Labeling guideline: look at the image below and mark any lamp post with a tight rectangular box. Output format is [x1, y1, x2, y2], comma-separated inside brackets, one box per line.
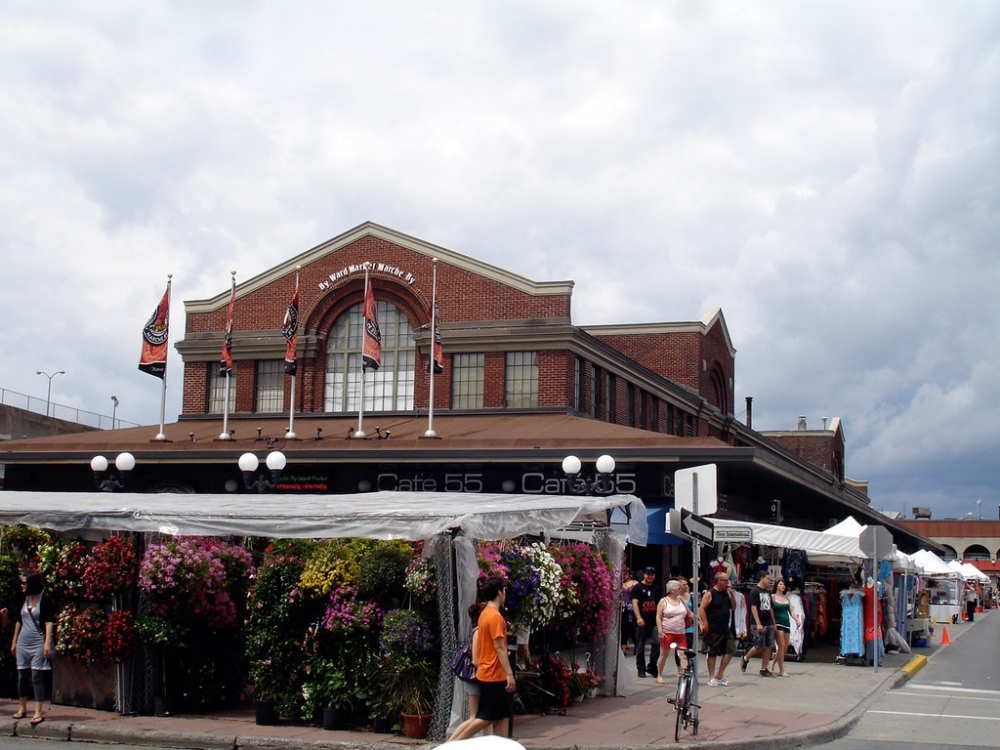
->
[111, 395, 119, 429]
[91, 452, 136, 492]
[239, 451, 287, 493]
[561, 454, 616, 495]
[36, 370, 65, 417]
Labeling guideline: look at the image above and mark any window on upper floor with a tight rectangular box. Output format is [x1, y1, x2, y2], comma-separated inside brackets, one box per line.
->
[324, 301, 415, 412]
[452, 353, 485, 409]
[255, 360, 285, 413]
[208, 364, 237, 414]
[505, 351, 538, 408]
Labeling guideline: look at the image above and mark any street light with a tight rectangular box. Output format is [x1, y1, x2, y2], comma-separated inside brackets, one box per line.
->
[111, 395, 119, 429]
[91, 452, 136, 492]
[561, 454, 616, 495]
[36, 370, 65, 417]
[239, 451, 287, 493]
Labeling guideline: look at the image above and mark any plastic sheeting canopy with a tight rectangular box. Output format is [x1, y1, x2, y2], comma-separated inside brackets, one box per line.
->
[0, 490, 648, 545]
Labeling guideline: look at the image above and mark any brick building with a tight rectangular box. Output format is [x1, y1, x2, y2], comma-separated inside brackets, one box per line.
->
[0, 222, 936, 558]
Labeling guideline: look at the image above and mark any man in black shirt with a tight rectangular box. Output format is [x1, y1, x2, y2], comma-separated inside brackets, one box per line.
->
[698, 571, 737, 686]
[740, 570, 776, 677]
[631, 566, 661, 678]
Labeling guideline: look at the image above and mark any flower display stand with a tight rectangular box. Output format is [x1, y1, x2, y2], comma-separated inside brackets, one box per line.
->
[52, 658, 116, 711]
[401, 712, 432, 739]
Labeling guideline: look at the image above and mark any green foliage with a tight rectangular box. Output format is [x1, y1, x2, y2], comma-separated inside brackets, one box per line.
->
[356, 540, 413, 607]
[388, 654, 438, 716]
[298, 540, 356, 598]
[0, 526, 51, 560]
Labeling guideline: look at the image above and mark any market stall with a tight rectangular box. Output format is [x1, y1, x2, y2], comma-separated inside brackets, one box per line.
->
[0, 489, 647, 739]
[911, 549, 962, 625]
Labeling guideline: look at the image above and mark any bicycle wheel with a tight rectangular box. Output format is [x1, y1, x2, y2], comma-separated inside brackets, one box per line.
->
[674, 673, 690, 742]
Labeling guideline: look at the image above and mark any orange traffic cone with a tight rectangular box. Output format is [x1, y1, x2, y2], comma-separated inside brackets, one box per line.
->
[941, 627, 951, 645]
[961, 609, 967, 622]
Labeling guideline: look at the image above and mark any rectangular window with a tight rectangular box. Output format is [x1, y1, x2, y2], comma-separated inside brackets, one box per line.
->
[209, 364, 237, 414]
[574, 358, 583, 412]
[255, 360, 285, 413]
[590, 364, 599, 418]
[505, 351, 538, 408]
[605, 373, 615, 423]
[452, 353, 485, 409]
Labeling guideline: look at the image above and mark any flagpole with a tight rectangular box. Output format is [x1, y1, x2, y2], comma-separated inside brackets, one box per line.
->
[286, 268, 300, 440]
[219, 271, 236, 441]
[154, 275, 172, 441]
[356, 263, 370, 439]
[425, 259, 438, 438]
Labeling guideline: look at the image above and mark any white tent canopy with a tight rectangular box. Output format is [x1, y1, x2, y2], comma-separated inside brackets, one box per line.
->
[911, 549, 957, 577]
[959, 562, 990, 582]
[713, 519, 865, 562]
[0, 490, 648, 545]
[824, 516, 867, 537]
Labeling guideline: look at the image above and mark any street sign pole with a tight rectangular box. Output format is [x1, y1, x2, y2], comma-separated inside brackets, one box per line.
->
[690, 474, 700, 733]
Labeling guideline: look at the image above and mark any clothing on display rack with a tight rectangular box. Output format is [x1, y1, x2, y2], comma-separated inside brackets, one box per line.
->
[839, 589, 865, 657]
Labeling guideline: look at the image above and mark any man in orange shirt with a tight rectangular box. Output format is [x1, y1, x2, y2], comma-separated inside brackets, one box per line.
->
[449, 575, 515, 741]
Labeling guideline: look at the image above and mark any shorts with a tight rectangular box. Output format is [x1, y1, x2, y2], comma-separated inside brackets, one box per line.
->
[476, 681, 512, 722]
[776, 624, 790, 634]
[660, 632, 686, 652]
[752, 625, 776, 650]
[464, 679, 481, 696]
[703, 631, 737, 657]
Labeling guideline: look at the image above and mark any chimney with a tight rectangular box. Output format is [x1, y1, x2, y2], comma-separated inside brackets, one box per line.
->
[821, 416, 828, 430]
[797, 415, 807, 430]
[745, 396, 753, 429]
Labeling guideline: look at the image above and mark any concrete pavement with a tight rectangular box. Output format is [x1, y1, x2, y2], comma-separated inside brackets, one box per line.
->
[2, 615, 982, 750]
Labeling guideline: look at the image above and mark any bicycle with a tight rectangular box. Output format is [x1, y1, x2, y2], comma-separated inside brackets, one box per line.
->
[665, 644, 699, 741]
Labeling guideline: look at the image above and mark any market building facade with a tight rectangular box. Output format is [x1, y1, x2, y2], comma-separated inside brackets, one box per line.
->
[0, 222, 935, 560]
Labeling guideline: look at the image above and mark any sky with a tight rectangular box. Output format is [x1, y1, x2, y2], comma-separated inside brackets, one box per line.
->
[1, 2, 998, 521]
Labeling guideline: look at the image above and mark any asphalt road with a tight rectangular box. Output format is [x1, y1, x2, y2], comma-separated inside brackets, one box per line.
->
[817, 613, 1000, 749]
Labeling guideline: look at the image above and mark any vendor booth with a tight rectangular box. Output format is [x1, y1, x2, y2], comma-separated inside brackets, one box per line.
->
[0, 489, 647, 740]
[911, 549, 962, 625]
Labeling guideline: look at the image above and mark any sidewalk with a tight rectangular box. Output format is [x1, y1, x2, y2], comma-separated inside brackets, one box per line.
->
[3, 616, 980, 750]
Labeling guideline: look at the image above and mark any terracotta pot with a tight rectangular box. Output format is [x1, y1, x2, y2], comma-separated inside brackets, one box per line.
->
[400, 712, 432, 739]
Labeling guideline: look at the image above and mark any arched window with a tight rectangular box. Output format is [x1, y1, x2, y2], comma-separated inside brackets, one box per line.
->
[324, 301, 415, 412]
[963, 544, 991, 561]
[940, 545, 958, 560]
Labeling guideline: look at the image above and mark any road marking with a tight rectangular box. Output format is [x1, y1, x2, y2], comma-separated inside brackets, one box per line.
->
[894, 691, 1000, 704]
[903, 685, 1000, 697]
[868, 710, 1000, 722]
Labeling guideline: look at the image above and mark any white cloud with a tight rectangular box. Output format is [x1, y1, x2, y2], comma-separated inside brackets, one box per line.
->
[1, 1, 998, 518]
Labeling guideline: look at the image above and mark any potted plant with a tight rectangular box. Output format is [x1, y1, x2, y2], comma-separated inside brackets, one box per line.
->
[388, 655, 437, 738]
[364, 656, 396, 733]
[303, 655, 364, 730]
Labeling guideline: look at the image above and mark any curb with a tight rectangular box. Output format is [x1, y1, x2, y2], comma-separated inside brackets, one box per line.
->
[899, 654, 928, 679]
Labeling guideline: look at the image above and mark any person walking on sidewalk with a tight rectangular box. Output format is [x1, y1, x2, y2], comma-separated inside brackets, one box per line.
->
[740, 570, 776, 677]
[449, 576, 515, 741]
[654, 580, 689, 683]
[768, 577, 801, 677]
[620, 566, 639, 655]
[699, 571, 737, 686]
[631, 567, 661, 678]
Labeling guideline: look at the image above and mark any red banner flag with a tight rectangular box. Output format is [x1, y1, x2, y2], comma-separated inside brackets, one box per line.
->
[220, 275, 236, 376]
[138, 282, 170, 379]
[362, 276, 381, 371]
[283, 276, 300, 376]
[427, 299, 443, 374]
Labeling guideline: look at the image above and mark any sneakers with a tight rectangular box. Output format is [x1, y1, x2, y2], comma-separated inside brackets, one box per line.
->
[740, 656, 749, 673]
[760, 669, 774, 677]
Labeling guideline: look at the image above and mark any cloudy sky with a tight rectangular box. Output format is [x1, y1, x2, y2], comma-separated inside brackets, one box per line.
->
[1, 2, 997, 520]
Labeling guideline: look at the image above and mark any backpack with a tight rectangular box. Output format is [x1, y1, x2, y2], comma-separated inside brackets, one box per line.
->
[449, 628, 477, 682]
